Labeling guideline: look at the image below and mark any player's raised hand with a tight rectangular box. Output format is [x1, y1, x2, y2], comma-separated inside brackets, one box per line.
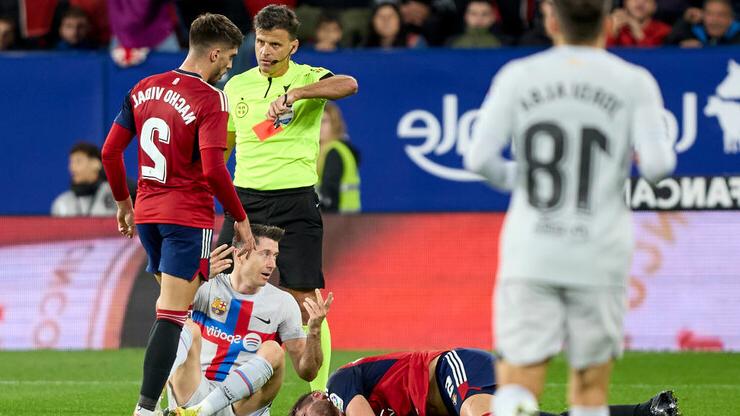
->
[305, 289, 334, 332]
[115, 198, 134, 238]
[209, 244, 234, 278]
[233, 220, 256, 257]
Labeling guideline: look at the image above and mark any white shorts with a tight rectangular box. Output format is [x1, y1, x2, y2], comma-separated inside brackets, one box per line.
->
[494, 280, 626, 369]
[168, 375, 270, 416]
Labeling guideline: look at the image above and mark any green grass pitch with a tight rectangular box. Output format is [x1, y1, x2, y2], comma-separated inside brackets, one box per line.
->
[0, 350, 737, 415]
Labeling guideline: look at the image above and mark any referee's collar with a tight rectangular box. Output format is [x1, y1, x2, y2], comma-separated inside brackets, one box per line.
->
[174, 68, 202, 79]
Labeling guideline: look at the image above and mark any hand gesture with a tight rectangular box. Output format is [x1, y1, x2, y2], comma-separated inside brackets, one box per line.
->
[610, 9, 629, 34]
[680, 39, 702, 48]
[683, 7, 703, 24]
[266, 92, 296, 120]
[305, 289, 334, 333]
[116, 198, 134, 238]
[209, 244, 234, 278]
[233, 220, 256, 257]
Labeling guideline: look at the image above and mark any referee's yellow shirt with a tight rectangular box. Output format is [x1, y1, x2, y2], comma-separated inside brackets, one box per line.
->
[225, 61, 332, 190]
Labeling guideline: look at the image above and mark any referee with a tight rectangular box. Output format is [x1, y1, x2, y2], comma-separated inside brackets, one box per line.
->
[217, 5, 358, 392]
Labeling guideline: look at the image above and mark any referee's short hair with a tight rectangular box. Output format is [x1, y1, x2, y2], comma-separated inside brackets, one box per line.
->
[552, 0, 609, 44]
[189, 13, 244, 51]
[254, 5, 300, 40]
[233, 224, 285, 249]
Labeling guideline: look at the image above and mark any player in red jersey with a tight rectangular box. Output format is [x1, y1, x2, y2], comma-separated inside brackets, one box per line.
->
[289, 349, 679, 416]
[101, 13, 256, 416]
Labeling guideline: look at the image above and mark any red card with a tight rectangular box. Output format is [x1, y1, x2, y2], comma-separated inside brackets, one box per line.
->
[252, 119, 283, 141]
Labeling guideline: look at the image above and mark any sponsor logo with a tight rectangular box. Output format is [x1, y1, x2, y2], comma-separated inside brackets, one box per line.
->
[397, 66, 740, 182]
[205, 325, 243, 344]
[398, 94, 482, 182]
[204, 327, 263, 352]
[255, 316, 271, 325]
[329, 393, 344, 411]
[705, 60, 740, 154]
[626, 176, 740, 210]
[211, 298, 228, 316]
[242, 332, 262, 353]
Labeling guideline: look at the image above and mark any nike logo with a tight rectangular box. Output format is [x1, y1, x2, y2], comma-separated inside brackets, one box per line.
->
[255, 316, 271, 324]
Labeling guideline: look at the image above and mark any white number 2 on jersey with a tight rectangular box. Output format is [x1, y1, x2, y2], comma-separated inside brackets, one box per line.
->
[140, 117, 170, 183]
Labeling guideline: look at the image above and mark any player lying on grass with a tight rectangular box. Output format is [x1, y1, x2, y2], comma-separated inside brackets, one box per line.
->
[289, 349, 679, 416]
[163, 224, 334, 416]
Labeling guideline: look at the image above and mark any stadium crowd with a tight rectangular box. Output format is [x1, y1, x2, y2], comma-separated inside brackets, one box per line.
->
[0, 0, 739, 53]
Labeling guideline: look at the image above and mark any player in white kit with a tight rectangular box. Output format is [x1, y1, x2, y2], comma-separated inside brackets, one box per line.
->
[165, 224, 333, 416]
[463, 0, 676, 415]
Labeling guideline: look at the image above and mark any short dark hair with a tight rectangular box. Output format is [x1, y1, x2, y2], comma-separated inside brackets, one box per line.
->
[189, 13, 244, 50]
[232, 224, 285, 249]
[70, 142, 101, 160]
[61, 6, 89, 22]
[317, 13, 342, 29]
[253, 5, 300, 39]
[552, 0, 608, 43]
[288, 392, 341, 416]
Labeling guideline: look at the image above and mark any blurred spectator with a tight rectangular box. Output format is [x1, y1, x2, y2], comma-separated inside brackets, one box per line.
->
[51, 142, 136, 217]
[312, 13, 344, 51]
[400, 0, 459, 46]
[56, 6, 96, 49]
[317, 103, 361, 214]
[295, 0, 370, 47]
[518, 0, 553, 46]
[108, 0, 180, 66]
[494, 0, 538, 39]
[448, 0, 502, 47]
[365, 2, 426, 48]
[608, 0, 671, 46]
[665, 0, 740, 45]
[0, 16, 18, 50]
[70, 0, 111, 46]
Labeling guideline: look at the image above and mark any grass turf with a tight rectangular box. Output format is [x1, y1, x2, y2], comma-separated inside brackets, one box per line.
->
[0, 350, 737, 415]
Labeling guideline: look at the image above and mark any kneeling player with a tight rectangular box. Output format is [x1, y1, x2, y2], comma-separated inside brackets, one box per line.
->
[290, 349, 679, 416]
[166, 224, 333, 416]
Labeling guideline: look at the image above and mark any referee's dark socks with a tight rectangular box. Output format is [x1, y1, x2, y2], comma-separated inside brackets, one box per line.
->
[137, 308, 188, 411]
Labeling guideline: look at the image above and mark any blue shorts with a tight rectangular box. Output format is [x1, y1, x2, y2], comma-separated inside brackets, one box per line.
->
[435, 348, 497, 415]
[137, 224, 212, 281]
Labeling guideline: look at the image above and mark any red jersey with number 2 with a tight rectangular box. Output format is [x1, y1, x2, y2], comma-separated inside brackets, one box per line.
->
[114, 69, 229, 229]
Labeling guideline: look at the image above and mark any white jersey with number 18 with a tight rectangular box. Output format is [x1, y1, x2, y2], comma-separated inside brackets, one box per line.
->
[465, 46, 676, 287]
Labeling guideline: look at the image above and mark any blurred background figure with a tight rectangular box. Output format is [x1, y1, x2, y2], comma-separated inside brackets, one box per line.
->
[295, 0, 371, 47]
[51, 142, 135, 217]
[365, 2, 425, 48]
[312, 13, 344, 51]
[608, 0, 672, 46]
[317, 103, 361, 214]
[448, 0, 502, 48]
[56, 6, 96, 50]
[518, 0, 554, 46]
[108, 0, 180, 67]
[666, 0, 740, 46]
[0, 15, 18, 50]
[399, 0, 458, 46]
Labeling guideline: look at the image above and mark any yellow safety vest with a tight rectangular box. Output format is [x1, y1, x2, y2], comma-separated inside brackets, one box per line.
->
[318, 140, 361, 213]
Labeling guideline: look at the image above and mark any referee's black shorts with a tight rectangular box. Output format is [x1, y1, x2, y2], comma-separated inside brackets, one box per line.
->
[218, 185, 324, 290]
